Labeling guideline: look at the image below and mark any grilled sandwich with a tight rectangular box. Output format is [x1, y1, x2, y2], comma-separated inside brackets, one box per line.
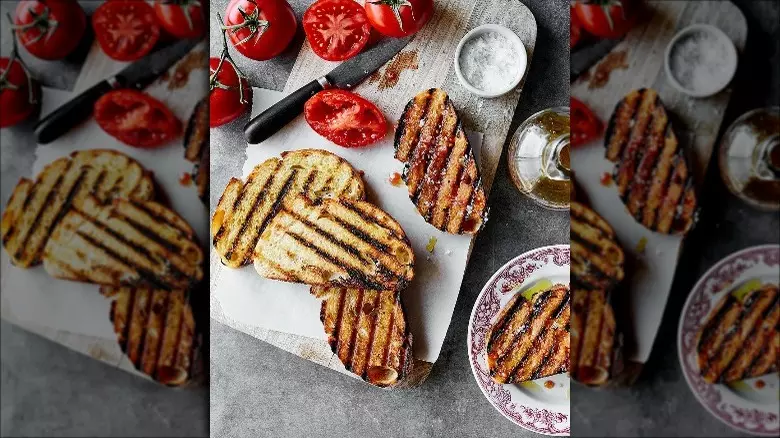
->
[605, 88, 697, 235]
[1, 149, 154, 267]
[314, 287, 413, 387]
[486, 283, 570, 384]
[394, 88, 488, 235]
[571, 201, 625, 291]
[184, 98, 209, 203]
[254, 195, 414, 290]
[696, 283, 779, 384]
[212, 149, 365, 268]
[101, 286, 199, 386]
[570, 287, 618, 386]
[43, 195, 204, 290]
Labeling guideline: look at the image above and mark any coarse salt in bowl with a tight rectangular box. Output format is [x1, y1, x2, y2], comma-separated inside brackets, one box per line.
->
[664, 24, 738, 98]
[454, 24, 527, 99]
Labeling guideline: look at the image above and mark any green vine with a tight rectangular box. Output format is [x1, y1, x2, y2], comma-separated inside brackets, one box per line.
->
[220, 0, 269, 46]
[1, 13, 38, 105]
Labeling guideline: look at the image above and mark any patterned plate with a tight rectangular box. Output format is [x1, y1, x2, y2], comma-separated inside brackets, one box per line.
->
[678, 244, 780, 436]
[467, 245, 570, 436]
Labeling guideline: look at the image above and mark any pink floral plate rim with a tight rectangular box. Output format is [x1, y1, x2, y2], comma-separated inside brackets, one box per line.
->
[467, 244, 570, 436]
[677, 244, 780, 437]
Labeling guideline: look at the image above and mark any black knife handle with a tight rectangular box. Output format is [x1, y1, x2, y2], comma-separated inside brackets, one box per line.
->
[34, 80, 116, 144]
[244, 79, 325, 145]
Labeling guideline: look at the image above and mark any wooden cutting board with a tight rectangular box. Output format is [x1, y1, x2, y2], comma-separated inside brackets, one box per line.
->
[570, 0, 747, 382]
[210, 0, 538, 387]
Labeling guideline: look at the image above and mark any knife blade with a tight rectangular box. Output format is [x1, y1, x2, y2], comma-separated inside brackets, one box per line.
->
[34, 39, 200, 144]
[244, 37, 413, 145]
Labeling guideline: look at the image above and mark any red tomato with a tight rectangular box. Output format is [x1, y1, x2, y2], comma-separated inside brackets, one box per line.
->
[224, 0, 296, 61]
[303, 0, 371, 61]
[93, 1, 161, 61]
[0, 57, 40, 128]
[154, 0, 206, 39]
[573, 0, 638, 40]
[209, 57, 252, 127]
[571, 97, 603, 147]
[365, 0, 433, 38]
[304, 90, 387, 147]
[13, 0, 86, 60]
[94, 90, 181, 148]
[571, 7, 582, 48]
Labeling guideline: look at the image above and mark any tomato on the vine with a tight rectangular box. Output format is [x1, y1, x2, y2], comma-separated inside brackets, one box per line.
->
[571, 7, 583, 48]
[93, 0, 161, 61]
[303, 0, 372, 61]
[572, 0, 638, 40]
[13, 0, 86, 60]
[304, 90, 387, 148]
[154, 0, 206, 39]
[94, 90, 181, 148]
[209, 57, 252, 127]
[365, 0, 433, 38]
[571, 97, 603, 147]
[223, 0, 296, 61]
[0, 57, 40, 128]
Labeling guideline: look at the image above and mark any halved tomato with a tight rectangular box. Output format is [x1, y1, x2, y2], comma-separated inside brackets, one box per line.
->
[93, 1, 161, 61]
[303, 0, 371, 61]
[304, 90, 387, 147]
[95, 90, 181, 148]
[571, 97, 603, 147]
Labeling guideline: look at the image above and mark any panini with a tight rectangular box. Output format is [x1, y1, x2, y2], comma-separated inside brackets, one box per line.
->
[254, 195, 414, 290]
[183, 98, 209, 204]
[314, 287, 413, 387]
[1, 149, 154, 267]
[101, 286, 199, 387]
[394, 88, 488, 235]
[571, 201, 625, 291]
[605, 88, 697, 235]
[696, 283, 779, 384]
[570, 287, 618, 386]
[486, 284, 570, 384]
[43, 195, 204, 290]
[212, 149, 365, 268]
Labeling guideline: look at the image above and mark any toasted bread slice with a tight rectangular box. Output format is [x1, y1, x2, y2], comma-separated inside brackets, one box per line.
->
[314, 287, 413, 387]
[102, 286, 199, 386]
[570, 287, 617, 386]
[571, 202, 625, 291]
[486, 284, 570, 384]
[394, 88, 487, 235]
[43, 195, 203, 290]
[254, 195, 414, 290]
[212, 149, 365, 268]
[697, 283, 779, 383]
[184, 98, 209, 203]
[605, 88, 697, 235]
[1, 149, 154, 267]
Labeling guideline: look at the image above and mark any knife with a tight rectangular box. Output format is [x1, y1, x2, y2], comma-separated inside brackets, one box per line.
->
[570, 39, 620, 82]
[34, 39, 200, 144]
[244, 37, 412, 145]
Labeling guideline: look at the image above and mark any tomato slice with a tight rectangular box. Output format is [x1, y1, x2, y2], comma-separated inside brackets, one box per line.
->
[571, 97, 603, 148]
[303, 0, 371, 61]
[304, 90, 387, 147]
[92, 1, 160, 61]
[95, 90, 181, 148]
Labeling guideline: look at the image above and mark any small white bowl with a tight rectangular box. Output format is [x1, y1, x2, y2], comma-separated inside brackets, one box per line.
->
[454, 24, 527, 99]
[664, 24, 737, 98]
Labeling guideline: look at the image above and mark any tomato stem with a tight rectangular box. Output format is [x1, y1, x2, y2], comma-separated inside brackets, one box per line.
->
[10, 5, 59, 46]
[211, 14, 250, 105]
[368, 0, 415, 33]
[2, 13, 38, 105]
[161, 0, 202, 31]
[576, 0, 625, 30]
[220, 0, 269, 47]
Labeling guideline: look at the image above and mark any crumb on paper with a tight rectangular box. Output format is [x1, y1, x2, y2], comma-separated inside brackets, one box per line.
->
[544, 380, 555, 389]
[179, 172, 193, 186]
[636, 237, 648, 254]
[426, 237, 437, 254]
[389, 172, 403, 186]
[600, 172, 613, 186]
[589, 50, 629, 89]
[445, 249, 453, 256]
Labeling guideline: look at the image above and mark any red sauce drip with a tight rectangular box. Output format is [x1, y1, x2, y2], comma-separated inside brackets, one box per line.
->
[462, 218, 478, 233]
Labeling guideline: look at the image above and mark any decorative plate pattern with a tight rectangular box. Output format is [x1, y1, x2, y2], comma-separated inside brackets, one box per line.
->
[467, 245, 570, 436]
[678, 244, 780, 437]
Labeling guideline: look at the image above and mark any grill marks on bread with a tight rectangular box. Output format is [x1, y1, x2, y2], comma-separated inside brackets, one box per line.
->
[1, 150, 153, 267]
[43, 196, 203, 290]
[486, 284, 570, 384]
[314, 287, 413, 387]
[212, 149, 365, 268]
[570, 288, 617, 386]
[605, 88, 697, 235]
[394, 89, 487, 234]
[571, 202, 625, 291]
[253, 196, 414, 291]
[697, 284, 779, 383]
[184, 99, 209, 203]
